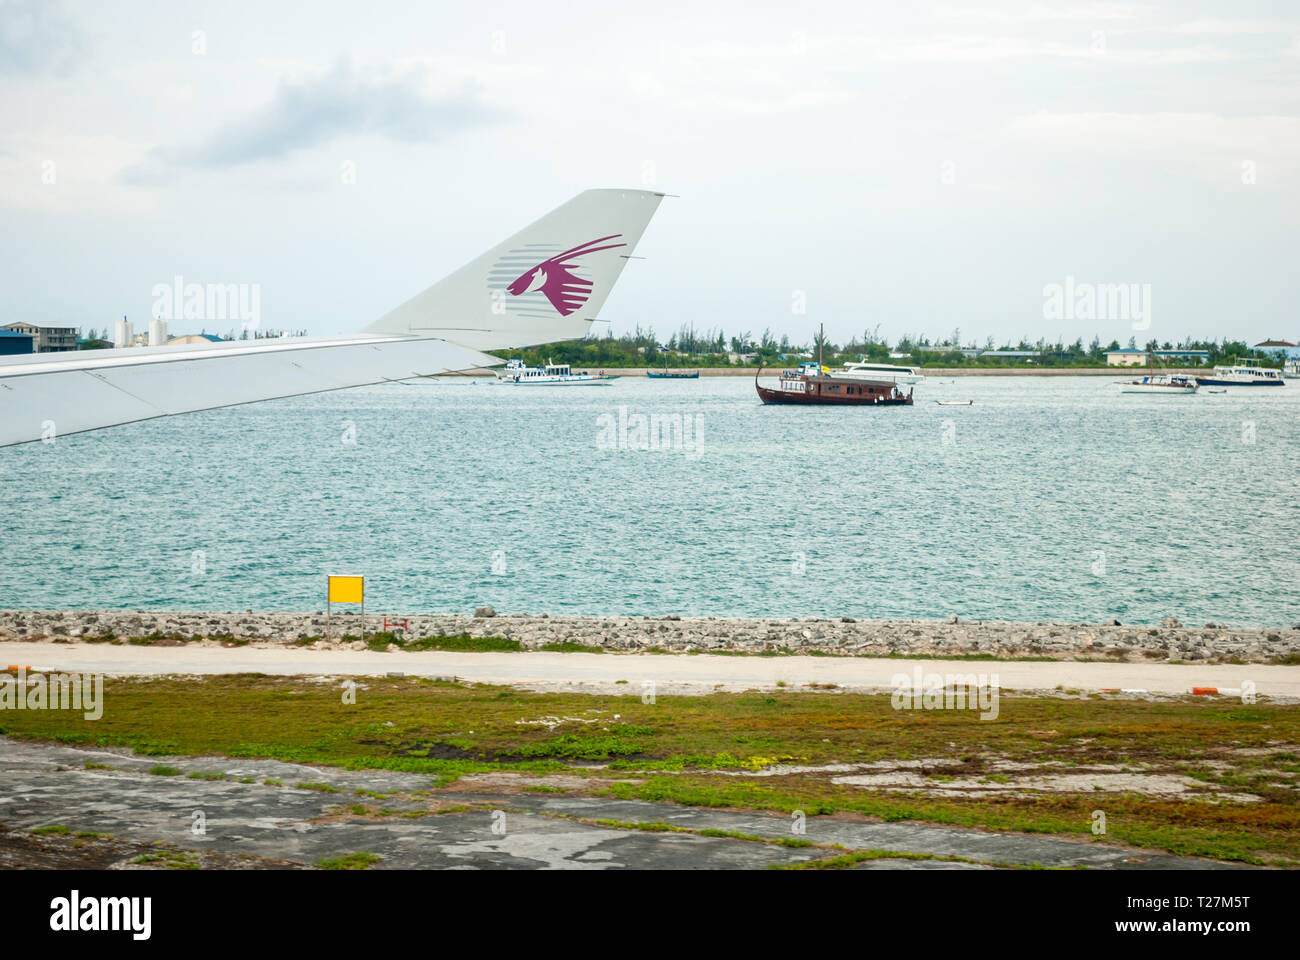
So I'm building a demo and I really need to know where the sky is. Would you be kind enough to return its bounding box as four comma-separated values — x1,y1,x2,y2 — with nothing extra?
1,0,1297,349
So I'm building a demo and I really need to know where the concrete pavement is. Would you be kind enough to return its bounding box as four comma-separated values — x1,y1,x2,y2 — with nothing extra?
0,738,1253,870
2,642,1295,699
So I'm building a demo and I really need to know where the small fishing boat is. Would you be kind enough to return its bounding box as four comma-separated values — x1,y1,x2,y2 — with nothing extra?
497,358,617,385
935,400,973,405
1119,374,1199,394
1206,388,1227,394
1195,358,1285,387
1117,350,1198,394
646,369,699,379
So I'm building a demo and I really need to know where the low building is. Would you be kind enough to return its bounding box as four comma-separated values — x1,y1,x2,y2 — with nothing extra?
980,350,1041,361
1,321,80,352
1254,339,1300,359
1106,349,1210,366
0,329,34,355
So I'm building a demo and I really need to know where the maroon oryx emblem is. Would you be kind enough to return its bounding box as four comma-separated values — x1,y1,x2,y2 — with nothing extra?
506,234,626,316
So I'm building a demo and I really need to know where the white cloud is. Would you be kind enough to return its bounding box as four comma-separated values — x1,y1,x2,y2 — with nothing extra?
933,3,1142,24
187,62,496,166
0,133,160,213
1169,19,1296,36
0,0,85,76
1004,111,1300,161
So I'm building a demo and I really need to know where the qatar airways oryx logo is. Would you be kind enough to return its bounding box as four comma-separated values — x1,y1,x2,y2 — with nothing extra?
505,235,625,316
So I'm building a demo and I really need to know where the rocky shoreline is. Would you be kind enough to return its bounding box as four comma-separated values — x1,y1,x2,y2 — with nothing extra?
1,609,1297,663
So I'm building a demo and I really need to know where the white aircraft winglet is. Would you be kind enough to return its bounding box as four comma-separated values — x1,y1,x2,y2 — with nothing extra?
0,188,665,447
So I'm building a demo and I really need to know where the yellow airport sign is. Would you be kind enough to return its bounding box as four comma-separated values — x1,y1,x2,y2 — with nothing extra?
328,575,364,604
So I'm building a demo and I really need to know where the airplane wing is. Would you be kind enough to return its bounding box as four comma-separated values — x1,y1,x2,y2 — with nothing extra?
0,188,664,447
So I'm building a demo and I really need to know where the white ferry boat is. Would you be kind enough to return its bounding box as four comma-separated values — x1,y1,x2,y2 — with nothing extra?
497,358,618,385
1194,359,1285,387
1284,358,1300,379
838,361,925,384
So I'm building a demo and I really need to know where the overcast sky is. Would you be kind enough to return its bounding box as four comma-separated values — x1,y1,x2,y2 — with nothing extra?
1,0,1297,348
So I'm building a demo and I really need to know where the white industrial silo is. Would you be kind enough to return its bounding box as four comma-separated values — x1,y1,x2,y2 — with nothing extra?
115,315,133,348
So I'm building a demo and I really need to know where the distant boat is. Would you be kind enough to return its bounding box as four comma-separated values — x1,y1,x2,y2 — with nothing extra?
1119,374,1198,394
756,326,912,406
1117,350,1198,394
935,400,972,405
1195,359,1285,387
757,362,911,405
646,369,699,379
839,361,924,384
497,358,617,385
1283,358,1300,380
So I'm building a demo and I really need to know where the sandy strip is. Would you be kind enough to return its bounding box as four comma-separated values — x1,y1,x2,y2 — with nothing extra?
2,643,1294,699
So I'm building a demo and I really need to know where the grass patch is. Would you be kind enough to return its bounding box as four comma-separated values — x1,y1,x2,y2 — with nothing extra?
318,851,380,871
782,849,986,870
131,849,199,870
572,817,818,850
148,765,183,777
3,673,1296,865
592,818,688,833
351,631,523,653
405,633,522,653
31,824,71,835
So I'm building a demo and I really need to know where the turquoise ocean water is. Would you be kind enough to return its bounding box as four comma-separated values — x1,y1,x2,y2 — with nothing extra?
2,375,1297,626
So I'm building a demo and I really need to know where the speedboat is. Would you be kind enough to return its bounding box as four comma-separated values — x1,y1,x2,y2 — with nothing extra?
497,358,618,385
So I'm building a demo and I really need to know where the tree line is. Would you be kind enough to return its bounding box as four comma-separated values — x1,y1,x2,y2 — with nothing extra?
491,323,1283,369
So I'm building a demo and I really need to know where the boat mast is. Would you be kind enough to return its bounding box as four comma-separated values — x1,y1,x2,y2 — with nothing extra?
818,323,824,372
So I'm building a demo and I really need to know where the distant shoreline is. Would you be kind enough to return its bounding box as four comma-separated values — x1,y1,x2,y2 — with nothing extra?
447,366,1201,378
